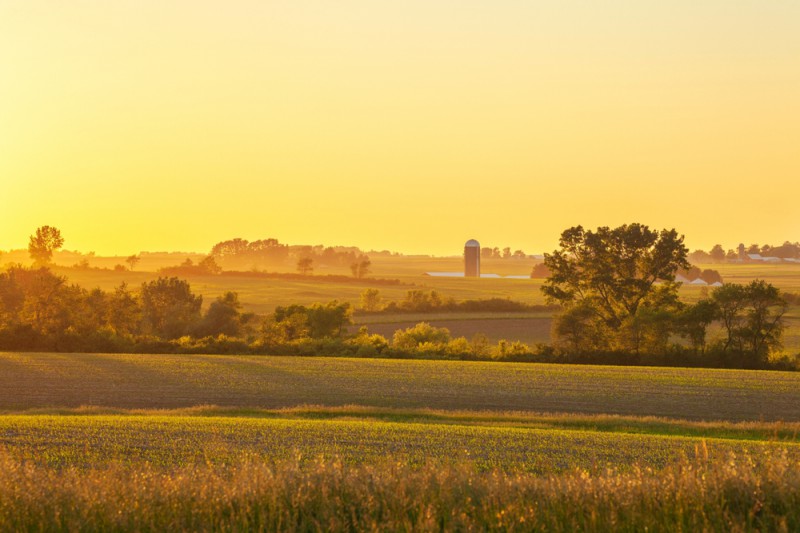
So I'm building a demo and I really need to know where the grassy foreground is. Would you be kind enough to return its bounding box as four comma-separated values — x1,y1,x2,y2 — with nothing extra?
1,452,798,532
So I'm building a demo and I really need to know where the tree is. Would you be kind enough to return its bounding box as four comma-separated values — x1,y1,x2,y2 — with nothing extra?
530,263,551,279
677,299,717,354
194,291,243,337
198,256,222,275
710,283,748,352
350,256,371,278
551,303,610,353
392,322,451,350
542,224,690,336
710,280,786,367
126,255,140,271
0,265,77,343
688,250,711,263
210,238,250,259
617,283,683,355
400,290,444,312
106,283,141,336
699,269,723,285
360,288,382,312
140,277,202,339
297,257,314,275
709,244,726,263
28,226,64,267
502,247,511,259
271,301,352,339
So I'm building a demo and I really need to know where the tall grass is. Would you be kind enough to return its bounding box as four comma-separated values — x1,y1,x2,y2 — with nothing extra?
1,450,798,532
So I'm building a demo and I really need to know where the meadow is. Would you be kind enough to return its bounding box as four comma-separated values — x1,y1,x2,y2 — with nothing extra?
2,352,800,529
4,353,800,420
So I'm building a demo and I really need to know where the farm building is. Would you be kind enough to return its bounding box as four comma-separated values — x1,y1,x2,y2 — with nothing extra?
464,239,480,277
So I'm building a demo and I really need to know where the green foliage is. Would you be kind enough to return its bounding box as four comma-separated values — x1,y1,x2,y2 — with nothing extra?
359,288,382,311
677,299,717,354
552,303,611,354
710,280,787,366
347,326,390,356
543,224,690,355
268,301,352,342
399,290,447,312
193,292,245,338
492,339,531,360
27,226,64,267
543,223,689,330
392,322,451,350
140,277,203,339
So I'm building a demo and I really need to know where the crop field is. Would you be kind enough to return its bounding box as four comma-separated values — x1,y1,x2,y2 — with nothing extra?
2,412,800,472
3,353,800,420
2,352,800,529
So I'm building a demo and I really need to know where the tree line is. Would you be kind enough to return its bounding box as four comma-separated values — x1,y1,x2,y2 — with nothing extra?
0,265,539,360
209,237,372,273
688,241,800,263
542,224,790,369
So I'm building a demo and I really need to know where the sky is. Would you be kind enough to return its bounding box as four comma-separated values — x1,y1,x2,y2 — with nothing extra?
1,1,799,257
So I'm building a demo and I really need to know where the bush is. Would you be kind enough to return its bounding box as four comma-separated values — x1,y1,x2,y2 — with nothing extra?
392,323,451,351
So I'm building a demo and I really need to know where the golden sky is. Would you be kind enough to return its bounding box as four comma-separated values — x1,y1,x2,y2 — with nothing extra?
1,1,798,256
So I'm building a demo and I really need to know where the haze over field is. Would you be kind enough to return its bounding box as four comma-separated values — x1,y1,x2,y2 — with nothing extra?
2,1,799,256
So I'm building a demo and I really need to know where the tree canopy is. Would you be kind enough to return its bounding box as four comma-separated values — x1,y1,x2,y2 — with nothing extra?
542,223,690,331
28,226,64,267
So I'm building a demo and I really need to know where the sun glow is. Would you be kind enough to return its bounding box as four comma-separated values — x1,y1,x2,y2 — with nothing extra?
2,1,798,256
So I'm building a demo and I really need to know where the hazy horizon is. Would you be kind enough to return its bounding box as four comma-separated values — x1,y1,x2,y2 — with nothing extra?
2,1,798,256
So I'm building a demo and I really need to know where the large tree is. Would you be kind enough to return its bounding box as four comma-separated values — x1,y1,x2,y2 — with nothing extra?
542,224,690,334
28,226,64,267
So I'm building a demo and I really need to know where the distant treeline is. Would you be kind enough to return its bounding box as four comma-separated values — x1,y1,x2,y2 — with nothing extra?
209,238,372,270
689,241,800,263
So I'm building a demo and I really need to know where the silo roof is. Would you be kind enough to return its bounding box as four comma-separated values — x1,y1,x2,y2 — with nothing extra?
465,239,480,247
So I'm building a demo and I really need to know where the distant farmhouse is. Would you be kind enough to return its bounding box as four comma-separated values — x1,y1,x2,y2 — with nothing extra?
735,243,800,264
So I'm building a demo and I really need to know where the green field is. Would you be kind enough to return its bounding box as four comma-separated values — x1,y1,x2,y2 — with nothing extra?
3,412,800,472
2,352,799,529
3,352,800,471
3,353,800,420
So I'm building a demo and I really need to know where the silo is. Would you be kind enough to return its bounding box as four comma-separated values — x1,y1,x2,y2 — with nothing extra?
464,239,481,277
